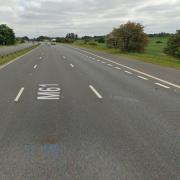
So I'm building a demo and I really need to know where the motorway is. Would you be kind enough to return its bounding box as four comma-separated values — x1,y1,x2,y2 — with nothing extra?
0,44,179,179
0,43,36,56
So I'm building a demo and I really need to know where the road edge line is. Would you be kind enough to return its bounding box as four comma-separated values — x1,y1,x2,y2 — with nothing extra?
69,46,180,89
0,45,40,70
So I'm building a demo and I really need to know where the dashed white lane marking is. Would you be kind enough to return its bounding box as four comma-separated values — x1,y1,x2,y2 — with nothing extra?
63,56,66,59
40,57,42,60
34,64,37,69
107,64,113,67
71,47,180,89
125,71,133,74
155,83,170,89
97,60,100,62
70,64,74,68
138,76,148,80
14,87,24,102
89,85,103,99
115,67,121,70
101,61,106,64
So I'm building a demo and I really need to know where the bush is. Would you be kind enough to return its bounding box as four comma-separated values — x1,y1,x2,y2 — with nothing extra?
156,41,163,44
164,31,180,58
88,41,98,46
106,21,148,52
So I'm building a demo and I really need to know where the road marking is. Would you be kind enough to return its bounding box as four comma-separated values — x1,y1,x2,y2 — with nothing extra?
107,64,113,67
14,87,24,102
71,47,180,89
115,67,121,70
97,60,100,62
70,64,74,68
0,46,40,70
34,64,37,69
89,85,103,99
155,83,170,89
40,57,42,59
63,56,66,59
101,61,106,64
37,84,61,100
138,76,148,80
125,71,133,74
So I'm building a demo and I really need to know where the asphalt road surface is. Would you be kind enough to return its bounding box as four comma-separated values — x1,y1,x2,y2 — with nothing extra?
0,44,179,179
0,43,36,56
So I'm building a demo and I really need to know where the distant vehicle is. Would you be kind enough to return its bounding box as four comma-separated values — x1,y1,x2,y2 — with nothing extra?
51,39,56,45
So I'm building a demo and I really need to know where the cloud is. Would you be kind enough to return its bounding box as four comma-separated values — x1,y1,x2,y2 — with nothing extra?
0,0,179,37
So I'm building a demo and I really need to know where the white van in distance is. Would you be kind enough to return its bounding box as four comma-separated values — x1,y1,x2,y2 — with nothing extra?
51,39,56,45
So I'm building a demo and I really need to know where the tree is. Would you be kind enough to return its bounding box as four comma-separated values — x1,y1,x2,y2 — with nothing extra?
22,36,29,41
106,33,118,48
106,22,148,52
36,36,50,41
56,37,66,43
65,33,78,43
94,36,105,43
0,24,15,45
165,30,180,58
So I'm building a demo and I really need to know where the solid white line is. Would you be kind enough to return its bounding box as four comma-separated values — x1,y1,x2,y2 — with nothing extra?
155,83,170,89
115,67,121,70
0,45,40,70
89,85,103,99
138,76,148,80
125,71,133,74
71,47,180,89
14,87,24,102
34,64,37,69
107,64,113,67
70,64,74,68
39,84,59,86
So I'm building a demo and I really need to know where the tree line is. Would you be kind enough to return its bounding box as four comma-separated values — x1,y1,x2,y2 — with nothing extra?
0,24,32,45
0,24,15,45
2,22,178,58
64,22,179,58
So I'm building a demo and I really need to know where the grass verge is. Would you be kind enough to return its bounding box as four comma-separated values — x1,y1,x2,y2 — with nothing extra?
71,38,180,69
0,44,39,66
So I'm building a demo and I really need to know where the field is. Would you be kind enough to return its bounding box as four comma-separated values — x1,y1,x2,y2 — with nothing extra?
73,37,180,69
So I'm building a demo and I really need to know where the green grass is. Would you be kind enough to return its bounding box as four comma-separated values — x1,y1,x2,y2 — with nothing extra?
72,37,180,69
0,45,39,66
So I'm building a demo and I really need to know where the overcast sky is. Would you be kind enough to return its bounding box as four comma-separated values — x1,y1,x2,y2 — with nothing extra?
0,0,180,37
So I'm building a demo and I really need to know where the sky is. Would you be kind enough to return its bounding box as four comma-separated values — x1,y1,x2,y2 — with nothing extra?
0,0,180,38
